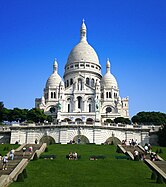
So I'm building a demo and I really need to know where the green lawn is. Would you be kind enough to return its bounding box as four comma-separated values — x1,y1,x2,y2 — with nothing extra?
0,144,19,156
10,144,165,187
152,146,166,160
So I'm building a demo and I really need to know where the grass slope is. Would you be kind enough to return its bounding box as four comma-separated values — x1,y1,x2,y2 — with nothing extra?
0,144,19,156
10,144,165,187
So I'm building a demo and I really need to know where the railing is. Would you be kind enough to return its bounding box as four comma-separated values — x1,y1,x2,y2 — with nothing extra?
0,122,161,131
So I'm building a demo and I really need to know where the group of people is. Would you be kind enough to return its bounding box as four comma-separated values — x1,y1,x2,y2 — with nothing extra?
150,152,159,161
129,139,138,147
68,151,78,160
22,146,33,156
121,139,138,147
133,149,146,161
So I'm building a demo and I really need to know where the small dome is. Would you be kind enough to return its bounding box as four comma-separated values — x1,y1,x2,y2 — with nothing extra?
45,59,62,88
101,72,118,88
101,59,118,88
66,42,99,65
45,72,62,88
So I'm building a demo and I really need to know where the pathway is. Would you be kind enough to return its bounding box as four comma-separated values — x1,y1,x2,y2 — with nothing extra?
0,143,46,186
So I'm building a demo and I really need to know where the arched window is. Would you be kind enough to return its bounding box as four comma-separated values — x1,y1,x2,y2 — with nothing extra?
106,107,112,113
51,92,53,98
86,77,89,85
91,78,94,87
54,92,56,98
78,79,82,90
109,92,111,98
89,104,91,112
70,78,73,85
77,96,82,109
67,80,69,87
106,92,108,98
68,104,70,112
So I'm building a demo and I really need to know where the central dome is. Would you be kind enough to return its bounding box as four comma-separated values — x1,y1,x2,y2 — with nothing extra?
67,41,99,65
66,20,100,66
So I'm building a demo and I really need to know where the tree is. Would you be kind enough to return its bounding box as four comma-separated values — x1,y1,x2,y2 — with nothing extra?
158,126,166,147
114,117,131,124
105,119,114,123
0,102,4,122
47,115,53,122
27,108,47,123
131,112,166,125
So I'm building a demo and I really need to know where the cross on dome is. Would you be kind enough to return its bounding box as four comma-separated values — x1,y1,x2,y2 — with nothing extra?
53,58,58,73
80,19,87,42
106,58,111,73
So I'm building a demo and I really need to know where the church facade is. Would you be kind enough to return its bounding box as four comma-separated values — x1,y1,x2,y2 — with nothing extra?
35,20,129,124
9,21,150,145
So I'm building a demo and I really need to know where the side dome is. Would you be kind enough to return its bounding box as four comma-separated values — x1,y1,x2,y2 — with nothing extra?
101,59,118,88
46,73,62,88
102,72,118,88
45,59,62,88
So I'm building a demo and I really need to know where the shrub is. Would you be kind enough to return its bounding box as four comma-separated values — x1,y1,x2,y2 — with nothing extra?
33,153,38,160
22,169,28,178
17,173,24,182
156,175,164,184
116,146,122,153
159,149,163,154
151,171,157,180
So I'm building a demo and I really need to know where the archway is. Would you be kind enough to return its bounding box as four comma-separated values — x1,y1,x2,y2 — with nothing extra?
73,135,90,144
63,118,71,122
40,135,55,145
105,137,121,145
86,118,94,124
75,118,82,122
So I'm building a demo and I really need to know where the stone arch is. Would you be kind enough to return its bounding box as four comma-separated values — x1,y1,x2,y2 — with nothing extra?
63,118,71,122
73,135,90,144
105,136,121,145
39,135,55,145
75,118,82,122
86,118,94,124
102,105,116,113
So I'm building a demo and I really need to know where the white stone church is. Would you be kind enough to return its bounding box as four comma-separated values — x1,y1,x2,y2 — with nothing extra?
35,20,129,124
9,20,149,145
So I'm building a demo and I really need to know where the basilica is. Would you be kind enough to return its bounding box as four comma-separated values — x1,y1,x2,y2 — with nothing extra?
35,20,129,124
9,21,150,145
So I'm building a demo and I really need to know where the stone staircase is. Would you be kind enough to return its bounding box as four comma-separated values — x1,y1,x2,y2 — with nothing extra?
0,143,46,186
118,144,166,183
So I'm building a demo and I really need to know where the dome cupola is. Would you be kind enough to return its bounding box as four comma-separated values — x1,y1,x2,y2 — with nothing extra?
66,20,100,66
45,59,62,88
64,20,102,79
101,59,118,89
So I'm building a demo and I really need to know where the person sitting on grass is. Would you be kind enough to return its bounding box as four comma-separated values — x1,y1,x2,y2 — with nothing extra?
90,157,97,160
69,152,73,160
73,152,78,160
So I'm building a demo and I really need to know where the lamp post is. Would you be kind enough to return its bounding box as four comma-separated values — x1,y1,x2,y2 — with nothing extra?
77,126,81,144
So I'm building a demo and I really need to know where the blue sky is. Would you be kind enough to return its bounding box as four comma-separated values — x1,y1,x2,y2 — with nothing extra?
0,0,166,117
